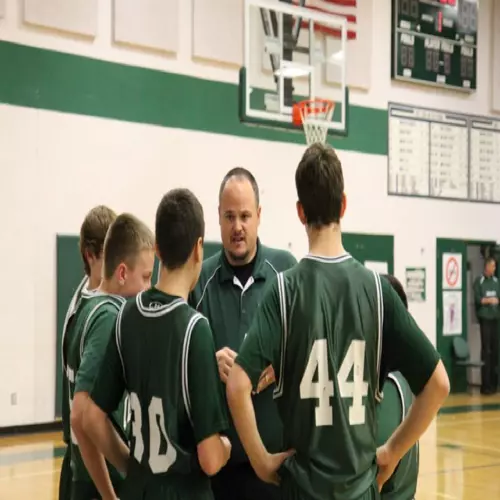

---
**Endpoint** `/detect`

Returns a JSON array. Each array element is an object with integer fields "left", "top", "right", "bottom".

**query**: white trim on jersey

[
  {"left": 115, "top": 302, "right": 127, "bottom": 383},
  {"left": 136, "top": 291, "right": 186, "bottom": 317},
  {"left": 372, "top": 271, "right": 384, "bottom": 403},
  {"left": 303, "top": 253, "right": 352, "bottom": 264},
  {"left": 61, "top": 276, "right": 89, "bottom": 373},
  {"left": 181, "top": 313, "right": 205, "bottom": 427},
  {"left": 386, "top": 372, "right": 417, "bottom": 481},
  {"left": 273, "top": 272, "right": 288, "bottom": 400},
  {"left": 79, "top": 297, "right": 125, "bottom": 358}
]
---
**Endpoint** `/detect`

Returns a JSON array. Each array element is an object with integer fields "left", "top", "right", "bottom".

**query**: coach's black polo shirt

[{"left": 189, "top": 240, "right": 297, "bottom": 465}]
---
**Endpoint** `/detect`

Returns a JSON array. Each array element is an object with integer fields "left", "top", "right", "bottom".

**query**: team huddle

[{"left": 60, "top": 143, "right": 450, "bottom": 500}]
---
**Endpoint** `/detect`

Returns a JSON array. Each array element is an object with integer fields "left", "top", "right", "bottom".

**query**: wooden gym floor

[{"left": 1, "top": 394, "right": 500, "bottom": 499}]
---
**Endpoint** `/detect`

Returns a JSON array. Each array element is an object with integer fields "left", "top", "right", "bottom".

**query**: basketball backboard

[{"left": 239, "top": 0, "right": 350, "bottom": 137}]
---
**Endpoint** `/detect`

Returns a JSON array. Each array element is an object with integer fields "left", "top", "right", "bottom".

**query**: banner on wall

[
  {"left": 405, "top": 267, "right": 426, "bottom": 302},
  {"left": 442, "top": 290, "right": 462, "bottom": 336},
  {"left": 442, "top": 253, "right": 462, "bottom": 290}
]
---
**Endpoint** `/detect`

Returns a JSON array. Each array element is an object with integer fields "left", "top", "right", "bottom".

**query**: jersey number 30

[
  {"left": 130, "top": 393, "right": 177, "bottom": 474},
  {"left": 300, "top": 339, "right": 369, "bottom": 426}
]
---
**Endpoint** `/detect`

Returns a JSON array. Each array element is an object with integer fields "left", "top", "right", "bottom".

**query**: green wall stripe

[{"left": 0, "top": 41, "right": 387, "bottom": 155}]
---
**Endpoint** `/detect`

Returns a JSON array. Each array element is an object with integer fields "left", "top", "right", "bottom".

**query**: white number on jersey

[
  {"left": 300, "top": 339, "right": 369, "bottom": 426},
  {"left": 130, "top": 392, "right": 177, "bottom": 474}
]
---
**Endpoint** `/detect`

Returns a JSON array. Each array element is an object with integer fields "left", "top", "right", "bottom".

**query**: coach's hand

[
  {"left": 216, "top": 347, "right": 237, "bottom": 383},
  {"left": 256, "top": 365, "right": 276, "bottom": 394}
]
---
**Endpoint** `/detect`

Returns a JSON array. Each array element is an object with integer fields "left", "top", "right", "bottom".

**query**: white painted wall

[{"left": 0, "top": 0, "right": 499, "bottom": 426}]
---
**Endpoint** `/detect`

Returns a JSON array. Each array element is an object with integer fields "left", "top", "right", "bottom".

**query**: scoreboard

[{"left": 392, "top": 0, "right": 478, "bottom": 92}]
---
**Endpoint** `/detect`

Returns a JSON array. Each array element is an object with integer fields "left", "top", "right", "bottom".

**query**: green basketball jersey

[
  {"left": 377, "top": 372, "right": 418, "bottom": 500},
  {"left": 237, "top": 253, "right": 441, "bottom": 500},
  {"left": 238, "top": 254, "right": 383, "bottom": 499},
  {"left": 90, "top": 288, "right": 229, "bottom": 500},
  {"left": 61, "top": 277, "right": 89, "bottom": 446},
  {"left": 66, "top": 289, "right": 129, "bottom": 486}
]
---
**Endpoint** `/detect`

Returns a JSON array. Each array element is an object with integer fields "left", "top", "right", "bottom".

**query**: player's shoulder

[
  {"left": 81, "top": 292, "right": 125, "bottom": 327},
  {"left": 260, "top": 244, "right": 297, "bottom": 272},
  {"left": 188, "top": 312, "right": 214, "bottom": 351},
  {"left": 93, "top": 293, "right": 125, "bottom": 314}
]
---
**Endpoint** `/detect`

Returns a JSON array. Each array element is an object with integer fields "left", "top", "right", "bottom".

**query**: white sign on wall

[
  {"left": 364, "top": 260, "right": 389, "bottom": 275},
  {"left": 442, "top": 253, "right": 462, "bottom": 290},
  {"left": 442, "top": 290, "right": 462, "bottom": 336}
]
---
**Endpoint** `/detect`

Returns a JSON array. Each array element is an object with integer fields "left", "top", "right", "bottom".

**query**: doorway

[
  {"left": 436, "top": 238, "right": 496, "bottom": 393},
  {"left": 466, "top": 245, "right": 485, "bottom": 387}
]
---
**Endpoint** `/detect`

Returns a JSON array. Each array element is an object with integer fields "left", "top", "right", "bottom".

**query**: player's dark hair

[
  {"left": 103, "top": 214, "right": 155, "bottom": 280},
  {"left": 384, "top": 274, "right": 408, "bottom": 310},
  {"left": 295, "top": 143, "right": 344, "bottom": 227},
  {"left": 79, "top": 205, "right": 117, "bottom": 276},
  {"left": 218, "top": 167, "right": 260, "bottom": 206},
  {"left": 156, "top": 188, "right": 205, "bottom": 270}
]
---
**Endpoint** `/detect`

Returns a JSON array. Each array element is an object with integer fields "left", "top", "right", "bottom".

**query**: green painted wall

[
  {"left": 0, "top": 41, "right": 387, "bottom": 156},
  {"left": 343, "top": 233, "right": 394, "bottom": 276}
]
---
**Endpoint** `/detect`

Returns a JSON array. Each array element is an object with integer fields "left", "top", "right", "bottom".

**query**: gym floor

[{"left": 1, "top": 393, "right": 500, "bottom": 499}]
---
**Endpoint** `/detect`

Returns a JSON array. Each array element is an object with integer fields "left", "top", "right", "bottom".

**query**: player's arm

[
  {"left": 187, "top": 316, "right": 231, "bottom": 476},
  {"left": 227, "top": 277, "right": 293, "bottom": 484},
  {"left": 84, "top": 310, "right": 130, "bottom": 476},
  {"left": 71, "top": 309, "right": 120, "bottom": 499},
  {"left": 377, "top": 277, "right": 449, "bottom": 486}
]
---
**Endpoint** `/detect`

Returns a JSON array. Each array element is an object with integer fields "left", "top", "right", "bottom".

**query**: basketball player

[
  {"left": 377, "top": 275, "right": 419, "bottom": 500},
  {"left": 59, "top": 205, "right": 117, "bottom": 500},
  {"left": 226, "top": 143, "right": 450, "bottom": 499},
  {"left": 68, "top": 213, "right": 155, "bottom": 500},
  {"left": 82, "top": 189, "right": 232, "bottom": 500}
]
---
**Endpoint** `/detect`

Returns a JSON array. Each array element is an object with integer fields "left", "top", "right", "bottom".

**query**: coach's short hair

[
  {"left": 79, "top": 205, "right": 117, "bottom": 276},
  {"left": 102, "top": 213, "right": 155, "bottom": 280},
  {"left": 218, "top": 167, "right": 260, "bottom": 206},
  {"left": 384, "top": 274, "right": 408, "bottom": 310},
  {"left": 295, "top": 143, "right": 344, "bottom": 227},
  {"left": 156, "top": 188, "right": 205, "bottom": 270}
]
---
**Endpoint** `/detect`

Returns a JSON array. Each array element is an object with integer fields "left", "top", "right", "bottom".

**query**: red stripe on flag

[
  {"left": 321, "top": 0, "right": 357, "bottom": 7},
  {"left": 304, "top": 4, "right": 357, "bottom": 24},
  {"left": 299, "top": 20, "right": 357, "bottom": 40}
]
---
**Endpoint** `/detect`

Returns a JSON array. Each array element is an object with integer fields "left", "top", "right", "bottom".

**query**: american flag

[{"left": 293, "top": 0, "right": 358, "bottom": 40}]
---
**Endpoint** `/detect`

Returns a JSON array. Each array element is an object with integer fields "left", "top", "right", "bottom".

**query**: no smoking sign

[{"left": 442, "top": 253, "right": 462, "bottom": 290}]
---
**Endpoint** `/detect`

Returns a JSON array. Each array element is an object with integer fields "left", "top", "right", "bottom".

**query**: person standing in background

[
  {"left": 189, "top": 167, "right": 297, "bottom": 500},
  {"left": 473, "top": 257, "right": 500, "bottom": 395},
  {"left": 59, "top": 205, "right": 117, "bottom": 500}
]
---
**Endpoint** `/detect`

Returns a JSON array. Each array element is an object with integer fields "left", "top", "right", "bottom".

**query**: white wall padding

[
  {"left": 24, "top": 0, "right": 98, "bottom": 38},
  {"left": 113, "top": 0, "right": 179, "bottom": 54}
]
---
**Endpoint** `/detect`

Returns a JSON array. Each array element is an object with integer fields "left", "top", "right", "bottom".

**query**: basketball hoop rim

[{"left": 292, "top": 98, "right": 336, "bottom": 127}]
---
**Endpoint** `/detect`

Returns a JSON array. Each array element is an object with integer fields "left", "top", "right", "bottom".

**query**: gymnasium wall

[{"left": 0, "top": 0, "right": 499, "bottom": 426}]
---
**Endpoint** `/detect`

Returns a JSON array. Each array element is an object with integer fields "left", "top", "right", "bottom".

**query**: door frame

[{"left": 436, "top": 237, "right": 496, "bottom": 394}]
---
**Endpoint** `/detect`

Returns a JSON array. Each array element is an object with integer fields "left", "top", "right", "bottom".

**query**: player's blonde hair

[
  {"left": 79, "top": 205, "right": 117, "bottom": 276},
  {"left": 102, "top": 213, "right": 155, "bottom": 280}
]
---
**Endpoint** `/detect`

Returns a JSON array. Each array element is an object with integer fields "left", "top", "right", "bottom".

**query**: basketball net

[{"left": 292, "top": 99, "right": 335, "bottom": 146}]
